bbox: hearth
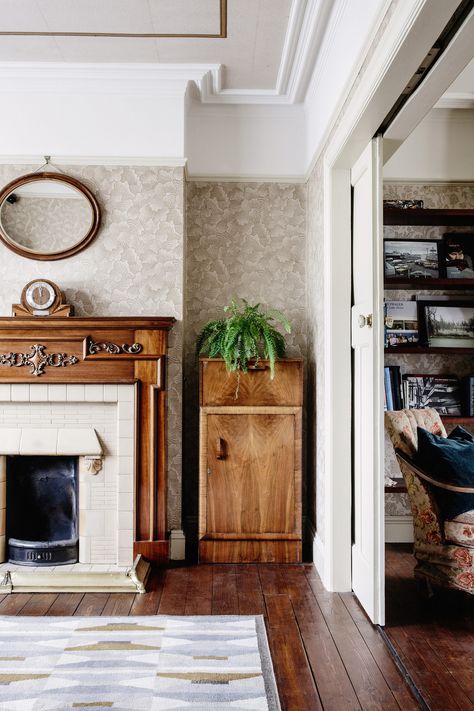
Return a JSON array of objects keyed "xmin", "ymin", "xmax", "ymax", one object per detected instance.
[{"xmin": 7, "ymin": 455, "xmax": 78, "ymax": 566}]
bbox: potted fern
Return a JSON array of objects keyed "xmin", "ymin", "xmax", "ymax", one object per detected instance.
[{"xmin": 196, "ymin": 299, "xmax": 291, "ymax": 393}]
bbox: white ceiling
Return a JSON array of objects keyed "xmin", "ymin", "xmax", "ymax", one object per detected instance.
[{"xmin": 0, "ymin": 0, "xmax": 293, "ymax": 90}]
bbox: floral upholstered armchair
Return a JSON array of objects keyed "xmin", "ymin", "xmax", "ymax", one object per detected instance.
[{"xmin": 385, "ymin": 408, "xmax": 474, "ymax": 594}]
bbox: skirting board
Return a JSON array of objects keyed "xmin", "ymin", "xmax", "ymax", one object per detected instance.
[
  {"xmin": 0, "ymin": 555, "xmax": 150, "ymax": 594},
  {"xmin": 385, "ymin": 515, "xmax": 414, "ymax": 543}
]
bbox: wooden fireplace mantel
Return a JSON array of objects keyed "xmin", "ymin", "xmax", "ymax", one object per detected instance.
[{"xmin": 0, "ymin": 316, "xmax": 176, "ymax": 563}]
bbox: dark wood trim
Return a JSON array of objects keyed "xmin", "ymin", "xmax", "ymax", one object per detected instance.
[
  {"xmin": 0, "ymin": 172, "xmax": 101, "ymax": 261},
  {"xmin": 385, "ymin": 278, "xmax": 474, "ymax": 289},
  {"xmin": 384, "ymin": 207, "xmax": 474, "ymax": 226}
]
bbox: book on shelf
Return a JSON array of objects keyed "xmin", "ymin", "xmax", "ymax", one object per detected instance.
[
  {"xmin": 462, "ymin": 376, "xmax": 474, "ymax": 417},
  {"xmin": 384, "ymin": 300, "xmax": 419, "ymax": 347},
  {"xmin": 384, "ymin": 365, "xmax": 403, "ymax": 411}
]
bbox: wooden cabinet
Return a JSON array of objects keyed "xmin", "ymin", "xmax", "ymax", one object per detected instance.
[{"xmin": 199, "ymin": 358, "xmax": 303, "ymax": 563}]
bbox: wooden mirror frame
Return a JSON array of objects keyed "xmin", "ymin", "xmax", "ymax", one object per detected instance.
[{"xmin": 0, "ymin": 171, "xmax": 101, "ymax": 261}]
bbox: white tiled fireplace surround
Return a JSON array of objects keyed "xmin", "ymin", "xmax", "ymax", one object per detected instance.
[{"xmin": 0, "ymin": 383, "xmax": 136, "ymax": 571}]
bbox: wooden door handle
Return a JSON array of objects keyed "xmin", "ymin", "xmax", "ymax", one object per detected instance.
[
  {"xmin": 248, "ymin": 363, "xmax": 268, "ymax": 371},
  {"xmin": 216, "ymin": 437, "xmax": 226, "ymax": 460}
]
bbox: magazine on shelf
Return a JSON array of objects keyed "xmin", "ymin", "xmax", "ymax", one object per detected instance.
[
  {"xmin": 384, "ymin": 300, "xmax": 419, "ymax": 347},
  {"xmin": 462, "ymin": 376, "xmax": 474, "ymax": 417}
]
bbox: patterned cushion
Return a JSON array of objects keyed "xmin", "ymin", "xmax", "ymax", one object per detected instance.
[
  {"xmin": 385, "ymin": 408, "xmax": 446, "ymax": 457},
  {"xmin": 445, "ymin": 509, "xmax": 474, "ymax": 547}
]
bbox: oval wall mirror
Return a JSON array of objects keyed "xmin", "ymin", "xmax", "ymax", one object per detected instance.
[{"xmin": 0, "ymin": 172, "xmax": 101, "ymax": 261}]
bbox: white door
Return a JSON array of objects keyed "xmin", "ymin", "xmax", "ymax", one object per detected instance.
[{"xmin": 351, "ymin": 137, "xmax": 385, "ymax": 625}]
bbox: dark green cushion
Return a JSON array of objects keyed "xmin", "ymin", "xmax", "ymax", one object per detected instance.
[{"xmin": 416, "ymin": 426, "xmax": 474, "ymax": 520}]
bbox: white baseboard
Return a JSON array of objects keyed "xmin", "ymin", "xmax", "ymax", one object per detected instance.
[
  {"xmin": 313, "ymin": 531, "xmax": 325, "ymax": 584},
  {"xmin": 385, "ymin": 515, "xmax": 414, "ymax": 543}
]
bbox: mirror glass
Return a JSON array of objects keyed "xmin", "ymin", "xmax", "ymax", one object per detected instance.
[{"xmin": 0, "ymin": 179, "xmax": 95, "ymax": 255}]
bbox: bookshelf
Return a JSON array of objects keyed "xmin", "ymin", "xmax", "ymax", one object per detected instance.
[{"xmin": 384, "ymin": 204, "xmax": 474, "ymax": 496}]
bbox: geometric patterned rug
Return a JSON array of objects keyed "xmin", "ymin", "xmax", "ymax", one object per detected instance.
[{"xmin": 0, "ymin": 615, "xmax": 281, "ymax": 710}]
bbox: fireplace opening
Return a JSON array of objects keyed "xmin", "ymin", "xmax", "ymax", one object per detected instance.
[{"xmin": 6, "ymin": 455, "xmax": 78, "ymax": 566}]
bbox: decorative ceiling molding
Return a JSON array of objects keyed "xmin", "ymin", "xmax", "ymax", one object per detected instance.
[
  {"xmin": 0, "ymin": 0, "xmax": 342, "ymax": 105},
  {"xmin": 0, "ymin": 0, "xmax": 227, "ymax": 39},
  {"xmin": 435, "ymin": 92, "xmax": 474, "ymax": 108}
]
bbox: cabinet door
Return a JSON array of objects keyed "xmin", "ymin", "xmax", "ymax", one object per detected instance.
[{"xmin": 206, "ymin": 413, "xmax": 296, "ymax": 534}]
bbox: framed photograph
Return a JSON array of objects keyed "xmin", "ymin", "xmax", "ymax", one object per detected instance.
[
  {"xmin": 403, "ymin": 374, "xmax": 461, "ymax": 415},
  {"xmin": 384, "ymin": 300, "xmax": 418, "ymax": 347},
  {"xmin": 421, "ymin": 300, "xmax": 474, "ymax": 348},
  {"xmin": 443, "ymin": 234, "xmax": 474, "ymax": 279},
  {"xmin": 384, "ymin": 239, "xmax": 442, "ymax": 280}
]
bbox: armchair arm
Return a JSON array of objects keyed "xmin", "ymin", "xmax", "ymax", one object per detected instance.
[{"xmin": 396, "ymin": 450, "xmax": 474, "ymax": 494}]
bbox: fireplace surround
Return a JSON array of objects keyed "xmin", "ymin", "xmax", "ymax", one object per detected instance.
[{"xmin": 0, "ymin": 315, "xmax": 174, "ymax": 592}]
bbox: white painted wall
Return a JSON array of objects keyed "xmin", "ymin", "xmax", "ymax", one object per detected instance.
[
  {"xmin": 384, "ymin": 108, "xmax": 474, "ymax": 180},
  {"xmin": 185, "ymin": 104, "xmax": 306, "ymax": 179}
]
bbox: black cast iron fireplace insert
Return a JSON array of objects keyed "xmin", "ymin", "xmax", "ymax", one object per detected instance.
[{"xmin": 6, "ymin": 455, "xmax": 78, "ymax": 566}]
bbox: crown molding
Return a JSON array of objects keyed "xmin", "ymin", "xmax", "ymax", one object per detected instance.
[
  {"xmin": 0, "ymin": 62, "xmax": 219, "ymax": 97},
  {"xmin": 0, "ymin": 155, "xmax": 187, "ymax": 167},
  {"xmin": 0, "ymin": 0, "xmax": 332, "ymax": 106},
  {"xmin": 435, "ymin": 92, "xmax": 474, "ymax": 109}
]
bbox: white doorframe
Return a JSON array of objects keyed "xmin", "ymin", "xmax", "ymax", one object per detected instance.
[{"xmin": 315, "ymin": 0, "xmax": 464, "ymax": 592}]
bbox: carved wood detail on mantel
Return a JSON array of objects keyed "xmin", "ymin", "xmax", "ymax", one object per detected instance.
[{"xmin": 0, "ymin": 316, "xmax": 176, "ymax": 564}]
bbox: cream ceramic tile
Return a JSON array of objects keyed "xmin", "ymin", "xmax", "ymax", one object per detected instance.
[
  {"xmin": 66, "ymin": 384, "xmax": 85, "ymax": 402},
  {"xmin": 118, "ymin": 548, "xmax": 134, "ymax": 567},
  {"xmin": 118, "ymin": 529, "xmax": 133, "ymax": 550},
  {"xmin": 11, "ymin": 384, "xmax": 29, "ymax": 402},
  {"xmin": 57, "ymin": 428, "xmax": 102, "ymax": 455},
  {"xmin": 118, "ymin": 492, "xmax": 133, "ymax": 512},
  {"xmin": 118, "ymin": 438, "xmax": 134, "ymax": 457},
  {"xmin": 47, "ymin": 384, "xmax": 67, "ymax": 401},
  {"xmin": 117, "ymin": 473, "xmax": 134, "ymax": 493},
  {"xmin": 29, "ymin": 384, "xmax": 48, "ymax": 402},
  {"xmin": 85, "ymin": 384, "xmax": 105, "ymax": 402},
  {"xmin": 118, "ymin": 402, "xmax": 134, "ymax": 421},
  {"xmin": 20, "ymin": 428, "xmax": 57, "ymax": 455},
  {"xmin": 118, "ymin": 419, "xmax": 134, "ymax": 439},
  {"xmin": 0, "ymin": 430, "xmax": 21, "ymax": 455},
  {"xmin": 0, "ymin": 385, "xmax": 11, "ymax": 402},
  {"xmin": 117, "ymin": 456, "xmax": 134, "ymax": 476},
  {"xmin": 103, "ymin": 385, "xmax": 118, "ymax": 402},
  {"xmin": 118, "ymin": 510, "xmax": 133, "ymax": 531},
  {"xmin": 117, "ymin": 385, "xmax": 134, "ymax": 402},
  {"xmin": 82, "ymin": 510, "xmax": 106, "ymax": 537}
]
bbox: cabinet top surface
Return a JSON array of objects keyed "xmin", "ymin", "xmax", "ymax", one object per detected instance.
[{"xmin": 0, "ymin": 316, "xmax": 176, "ymax": 330}]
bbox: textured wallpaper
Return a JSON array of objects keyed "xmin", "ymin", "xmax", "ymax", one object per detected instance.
[
  {"xmin": 0, "ymin": 164, "xmax": 185, "ymax": 529},
  {"xmin": 384, "ymin": 182, "xmax": 474, "ymax": 515},
  {"xmin": 184, "ymin": 181, "xmax": 307, "ymax": 551}
]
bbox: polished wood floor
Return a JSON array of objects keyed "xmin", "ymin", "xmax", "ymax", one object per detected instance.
[
  {"xmin": 0, "ymin": 563, "xmax": 418, "ymax": 711},
  {"xmin": 385, "ymin": 544, "xmax": 474, "ymax": 711}
]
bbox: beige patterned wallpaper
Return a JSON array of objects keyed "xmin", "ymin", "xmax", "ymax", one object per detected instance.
[
  {"xmin": 0, "ymin": 164, "xmax": 185, "ymax": 529},
  {"xmin": 184, "ymin": 181, "xmax": 307, "ymax": 549},
  {"xmin": 384, "ymin": 182, "xmax": 474, "ymax": 516}
]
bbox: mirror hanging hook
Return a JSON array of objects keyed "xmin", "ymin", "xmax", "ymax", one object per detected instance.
[{"xmin": 33, "ymin": 155, "xmax": 65, "ymax": 174}]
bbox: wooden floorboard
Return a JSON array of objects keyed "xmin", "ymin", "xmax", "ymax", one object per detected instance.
[
  {"xmin": 0, "ymin": 562, "xmax": 418, "ymax": 711},
  {"xmin": 385, "ymin": 544, "xmax": 474, "ymax": 711}
]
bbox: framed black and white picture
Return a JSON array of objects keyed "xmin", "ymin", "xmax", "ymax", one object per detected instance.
[
  {"xmin": 421, "ymin": 300, "xmax": 474, "ymax": 348},
  {"xmin": 384, "ymin": 239, "xmax": 442, "ymax": 280},
  {"xmin": 443, "ymin": 234, "xmax": 474, "ymax": 279},
  {"xmin": 403, "ymin": 374, "xmax": 461, "ymax": 415}
]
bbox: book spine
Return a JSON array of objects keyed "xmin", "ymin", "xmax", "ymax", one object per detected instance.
[
  {"xmin": 384, "ymin": 367, "xmax": 394, "ymax": 411},
  {"xmin": 390, "ymin": 366, "xmax": 402, "ymax": 410}
]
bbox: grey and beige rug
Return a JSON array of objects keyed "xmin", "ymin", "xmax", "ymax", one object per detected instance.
[{"xmin": 0, "ymin": 614, "xmax": 281, "ymax": 710}]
